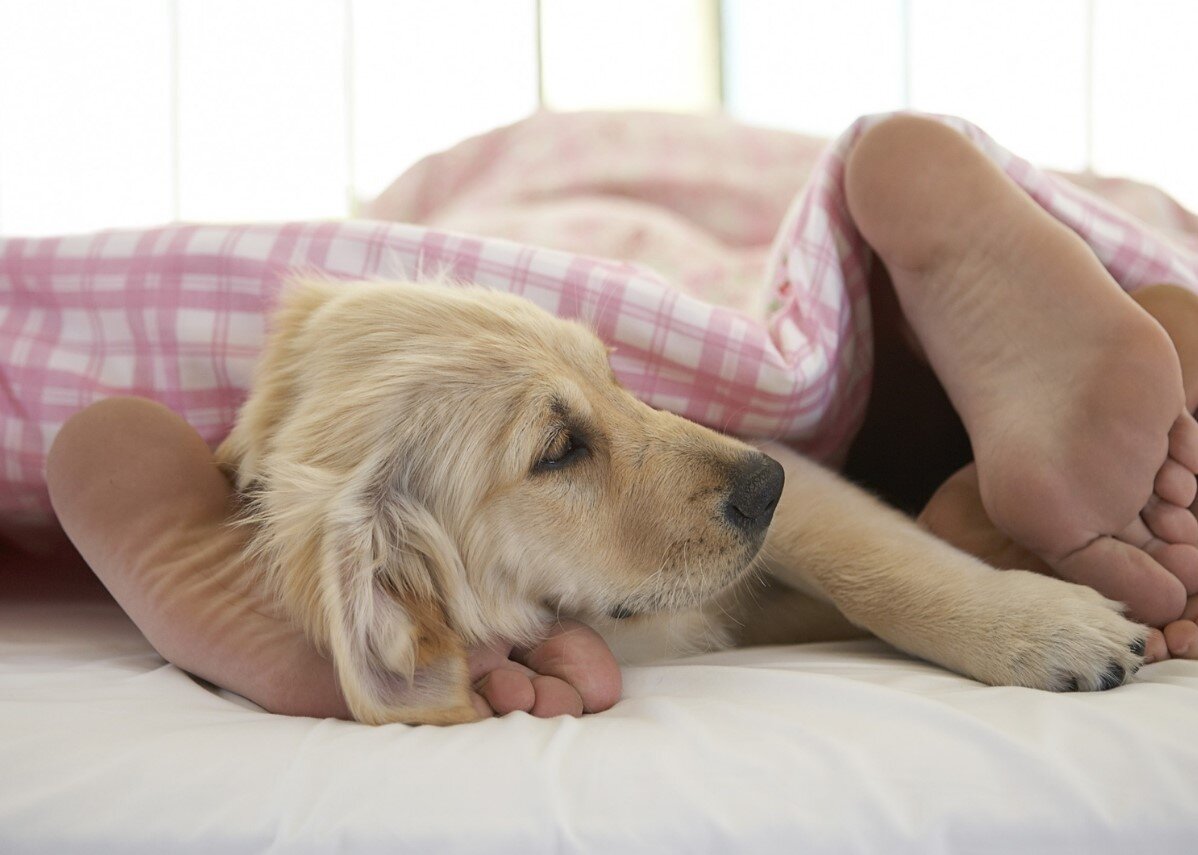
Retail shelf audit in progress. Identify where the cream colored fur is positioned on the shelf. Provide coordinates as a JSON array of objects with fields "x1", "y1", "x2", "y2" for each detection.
[{"x1": 217, "y1": 277, "x2": 1148, "y2": 724}]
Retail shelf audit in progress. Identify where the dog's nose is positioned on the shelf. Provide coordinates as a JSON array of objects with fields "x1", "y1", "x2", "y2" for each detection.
[{"x1": 723, "y1": 453, "x2": 785, "y2": 533}]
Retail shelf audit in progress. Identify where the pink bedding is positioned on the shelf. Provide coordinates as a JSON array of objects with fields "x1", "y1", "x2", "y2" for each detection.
[{"x1": 4, "y1": 111, "x2": 1198, "y2": 527}]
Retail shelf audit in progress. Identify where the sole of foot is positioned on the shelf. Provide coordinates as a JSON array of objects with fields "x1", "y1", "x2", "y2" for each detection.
[
  {"x1": 919, "y1": 284, "x2": 1198, "y2": 661},
  {"x1": 846, "y1": 115, "x2": 1198, "y2": 626}
]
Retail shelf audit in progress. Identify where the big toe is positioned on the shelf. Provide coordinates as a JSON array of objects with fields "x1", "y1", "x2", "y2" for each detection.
[
  {"x1": 1163, "y1": 619, "x2": 1198, "y2": 658},
  {"x1": 1053, "y1": 536, "x2": 1187, "y2": 626},
  {"x1": 1146, "y1": 542, "x2": 1198, "y2": 596}
]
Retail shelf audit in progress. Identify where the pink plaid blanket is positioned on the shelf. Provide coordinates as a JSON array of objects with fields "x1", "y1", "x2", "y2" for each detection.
[{"x1": 4, "y1": 111, "x2": 1198, "y2": 527}]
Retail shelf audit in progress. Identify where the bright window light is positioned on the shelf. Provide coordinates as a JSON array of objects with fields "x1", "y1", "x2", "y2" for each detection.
[
  {"x1": 540, "y1": 0, "x2": 720, "y2": 112},
  {"x1": 1092, "y1": 0, "x2": 1198, "y2": 211},
  {"x1": 350, "y1": 0, "x2": 538, "y2": 206},
  {"x1": 908, "y1": 0, "x2": 1089, "y2": 172},
  {"x1": 1, "y1": 0, "x2": 1195, "y2": 235},
  {"x1": 176, "y1": 0, "x2": 348, "y2": 222},
  {"x1": 0, "y1": 0, "x2": 174, "y2": 235},
  {"x1": 723, "y1": 0, "x2": 906, "y2": 139}
]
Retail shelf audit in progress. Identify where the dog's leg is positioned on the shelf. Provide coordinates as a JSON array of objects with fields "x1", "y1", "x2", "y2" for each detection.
[
  {"x1": 725, "y1": 577, "x2": 867, "y2": 648},
  {"x1": 755, "y1": 441, "x2": 1148, "y2": 690}
]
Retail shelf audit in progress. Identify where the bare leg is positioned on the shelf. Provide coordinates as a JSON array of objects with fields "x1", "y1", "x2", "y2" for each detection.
[
  {"x1": 845, "y1": 115, "x2": 1198, "y2": 626},
  {"x1": 45, "y1": 398, "x2": 621, "y2": 720},
  {"x1": 921, "y1": 284, "x2": 1198, "y2": 662}
]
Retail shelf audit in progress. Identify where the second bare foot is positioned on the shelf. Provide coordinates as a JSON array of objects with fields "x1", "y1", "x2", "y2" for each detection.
[
  {"x1": 920, "y1": 284, "x2": 1198, "y2": 662},
  {"x1": 847, "y1": 115, "x2": 1198, "y2": 625},
  {"x1": 921, "y1": 460, "x2": 1198, "y2": 664}
]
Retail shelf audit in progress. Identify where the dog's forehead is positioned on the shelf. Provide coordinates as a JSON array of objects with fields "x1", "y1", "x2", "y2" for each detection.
[
  {"x1": 554, "y1": 324, "x2": 611, "y2": 371},
  {"x1": 431, "y1": 287, "x2": 618, "y2": 402},
  {"x1": 518, "y1": 312, "x2": 612, "y2": 376}
]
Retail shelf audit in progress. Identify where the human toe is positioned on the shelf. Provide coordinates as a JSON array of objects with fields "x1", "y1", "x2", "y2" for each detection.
[
  {"x1": 1143, "y1": 628, "x2": 1169, "y2": 664},
  {"x1": 1167, "y1": 414, "x2": 1198, "y2": 472},
  {"x1": 476, "y1": 667, "x2": 536, "y2": 715},
  {"x1": 1162, "y1": 619, "x2": 1198, "y2": 658},
  {"x1": 530, "y1": 676, "x2": 585, "y2": 718},
  {"x1": 1154, "y1": 457, "x2": 1197, "y2": 507},
  {"x1": 1116, "y1": 519, "x2": 1198, "y2": 593},
  {"x1": 1141, "y1": 494, "x2": 1198, "y2": 545},
  {"x1": 1054, "y1": 537, "x2": 1187, "y2": 626},
  {"x1": 516, "y1": 620, "x2": 622, "y2": 714},
  {"x1": 1145, "y1": 542, "x2": 1198, "y2": 596}
]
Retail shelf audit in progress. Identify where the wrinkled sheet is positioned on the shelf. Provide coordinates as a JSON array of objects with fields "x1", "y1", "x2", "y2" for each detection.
[{"x1": 2, "y1": 594, "x2": 1197, "y2": 854}]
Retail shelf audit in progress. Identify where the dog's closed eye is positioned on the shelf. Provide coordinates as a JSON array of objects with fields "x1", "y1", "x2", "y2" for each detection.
[{"x1": 534, "y1": 429, "x2": 588, "y2": 473}]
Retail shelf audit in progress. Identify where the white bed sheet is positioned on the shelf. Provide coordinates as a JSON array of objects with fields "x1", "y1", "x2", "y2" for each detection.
[{"x1": 2, "y1": 594, "x2": 1197, "y2": 854}]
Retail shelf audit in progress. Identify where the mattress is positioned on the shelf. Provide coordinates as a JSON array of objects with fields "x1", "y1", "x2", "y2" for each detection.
[{"x1": 3, "y1": 587, "x2": 1197, "y2": 854}]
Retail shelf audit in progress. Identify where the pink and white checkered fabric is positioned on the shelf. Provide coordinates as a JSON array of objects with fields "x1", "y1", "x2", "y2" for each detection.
[{"x1": 4, "y1": 112, "x2": 1198, "y2": 527}]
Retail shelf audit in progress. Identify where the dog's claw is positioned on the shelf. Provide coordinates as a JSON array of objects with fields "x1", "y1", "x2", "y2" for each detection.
[{"x1": 1098, "y1": 662, "x2": 1125, "y2": 691}]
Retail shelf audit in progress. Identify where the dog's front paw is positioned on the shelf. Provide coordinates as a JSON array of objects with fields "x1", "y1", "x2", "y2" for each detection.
[{"x1": 959, "y1": 570, "x2": 1148, "y2": 691}]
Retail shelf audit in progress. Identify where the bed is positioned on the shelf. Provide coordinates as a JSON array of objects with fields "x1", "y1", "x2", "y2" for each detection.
[
  {"x1": 3, "y1": 112, "x2": 1198, "y2": 852},
  {"x1": 2, "y1": 581, "x2": 1197, "y2": 853}
]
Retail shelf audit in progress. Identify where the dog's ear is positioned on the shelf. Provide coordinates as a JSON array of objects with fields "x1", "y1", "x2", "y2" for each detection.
[
  {"x1": 251, "y1": 457, "x2": 480, "y2": 726},
  {"x1": 322, "y1": 485, "x2": 479, "y2": 726}
]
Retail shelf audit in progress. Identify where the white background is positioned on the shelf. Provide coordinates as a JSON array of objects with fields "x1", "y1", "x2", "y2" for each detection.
[{"x1": 0, "y1": 0, "x2": 1195, "y2": 235}]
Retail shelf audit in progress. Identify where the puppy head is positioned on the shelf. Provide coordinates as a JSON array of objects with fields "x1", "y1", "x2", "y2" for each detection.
[{"x1": 218, "y1": 278, "x2": 782, "y2": 723}]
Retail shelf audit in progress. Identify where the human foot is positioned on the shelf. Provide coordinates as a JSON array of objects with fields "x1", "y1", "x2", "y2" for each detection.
[
  {"x1": 919, "y1": 461, "x2": 1198, "y2": 664},
  {"x1": 919, "y1": 284, "x2": 1198, "y2": 661},
  {"x1": 46, "y1": 397, "x2": 621, "y2": 721},
  {"x1": 846, "y1": 115, "x2": 1198, "y2": 625}
]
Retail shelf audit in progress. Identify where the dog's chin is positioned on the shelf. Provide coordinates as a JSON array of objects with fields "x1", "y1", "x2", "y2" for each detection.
[{"x1": 607, "y1": 546, "x2": 765, "y2": 621}]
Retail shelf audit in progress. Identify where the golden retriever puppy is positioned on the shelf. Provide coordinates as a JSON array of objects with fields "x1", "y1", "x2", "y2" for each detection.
[{"x1": 217, "y1": 278, "x2": 1148, "y2": 725}]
